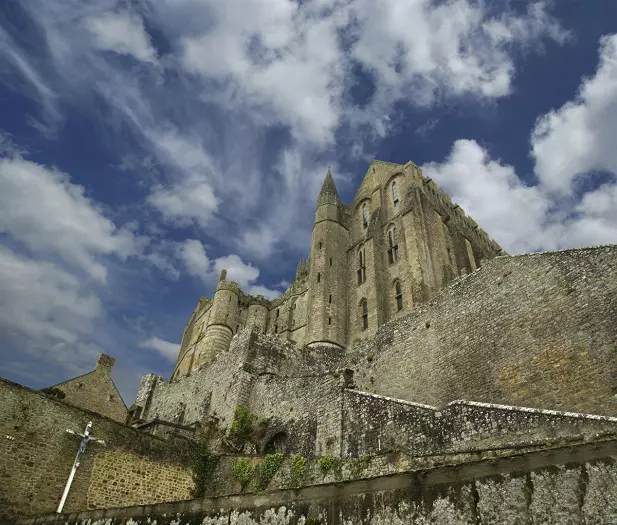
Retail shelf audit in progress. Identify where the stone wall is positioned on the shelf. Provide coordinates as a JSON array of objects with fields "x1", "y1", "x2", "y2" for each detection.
[
  {"x1": 0, "y1": 378, "x2": 193, "y2": 520},
  {"x1": 41, "y1": 354, "x2": 127, "y2": 423},
  {"x1": 18, "y1": 437, "x2": 617, "y2": 525},
  {"x1": 350, "y1": 245, "x2": 617, "y2": 416},
  {"x1": 341, "y1": 390, "x2": 617, "y2": 457}
]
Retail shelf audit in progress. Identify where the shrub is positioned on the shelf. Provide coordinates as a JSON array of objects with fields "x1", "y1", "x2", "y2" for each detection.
[
  {"x1": 231, "y1": 458, "x2": 256, "y2": 490},
  {"x1": 290, "y1": 455, "x2": 307, "y2": 488},
  {"x1": 258, "y1": 453, "x2": 285, "y2": 490},
  {"x1": 318, "y1": 456, "x2": 343, "y2": 480}
]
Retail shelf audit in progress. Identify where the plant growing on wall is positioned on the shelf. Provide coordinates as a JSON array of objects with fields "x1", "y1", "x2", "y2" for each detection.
[
  {"x1": 258, "y1": 453, "x2": 285, "y2": 490},
  {"x1": 318, "y1": 456, "x2": 343, "y2": 480},
  {"x1": 349, "y1": 455, "x2": 370, "y2": 478},
  {"x1": 189, "y1": 442, "x2": 220, "y2": 497},
  {"x1": 289, "y1": 455, "x2": 307, "y2": 488},
  {"x1": 232, "y1": 458, "x2": 256, "y2": 490}
]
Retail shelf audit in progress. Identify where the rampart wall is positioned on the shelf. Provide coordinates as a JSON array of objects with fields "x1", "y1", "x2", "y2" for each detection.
[
  {"x1": 350, "y1": 245, "x2": 617, "y2": 416},
  {"x1": 19, "y1": 437, "x2": 617, "y2": 525},
  {"x1": 0, "y1": 379, "x2": 193, "y2": 521}
]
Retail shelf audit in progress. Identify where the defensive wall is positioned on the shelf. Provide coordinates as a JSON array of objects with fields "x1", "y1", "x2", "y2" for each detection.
[
  {"x1": 17, "y1": 436, "x2": 617, "y2": 525},
  {"x1": 0, "y1": 378, "x2": 194, "y2": 521},
  {"x1": 350, "y1": 244, "x2": 617, "y2": 415}
]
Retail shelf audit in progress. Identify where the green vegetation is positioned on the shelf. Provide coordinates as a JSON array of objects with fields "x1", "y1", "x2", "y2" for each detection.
[
  {"x1": 318, "y1": 455, "x2": 343, "y2": 480},
  {"x1": 229, "y1": 406, "x2": 257, "y2": 442},
  {"x1": 189, "y1": 442, "x2": 219, "y2": 498},
  {"x1": 258, "y1": 453, "x2": 285, "y2": 489},
  {"x1": 349, "y1": 454, "x2": 370, "y2": 478},
  {"x1": 290, "y1": 455, "x2": 307, "y2": 488},
  {"x1": 231, "y1": 458, "x2": 256, "y2": 490}
]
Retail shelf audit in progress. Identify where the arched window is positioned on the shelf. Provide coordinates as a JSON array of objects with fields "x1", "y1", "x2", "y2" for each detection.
[
  {"x1": 360, "y1": 299, "x2": 368, "y2": 330},
  {"x1": 388, "y1": 227, "x2": 399, "y2": 264},
  {"x1": 395, "y1": 281, "x2": 403, "y2": 312},
  {"x1": 357, "y1": 247, "x2": 366, "y2": 284},
  {"x1": 392, "y1": 181, "x2": 399, "y2": 206},
  {"x1": 362, "y1": 203, "x2": 368, "y2": 228},
  {"x1": 264, "y1": 432, "x2": 287, "y2": 454}
]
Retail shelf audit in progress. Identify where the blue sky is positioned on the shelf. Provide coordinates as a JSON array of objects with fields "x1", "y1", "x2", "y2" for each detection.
[{"x1": 0, "y1": 0, "x2": 616, "y2": 403}]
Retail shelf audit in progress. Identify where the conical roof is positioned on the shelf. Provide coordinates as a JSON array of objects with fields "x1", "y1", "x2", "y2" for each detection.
[{"x1": 319, "y1": 167, "x2": 339, "y2": 196}]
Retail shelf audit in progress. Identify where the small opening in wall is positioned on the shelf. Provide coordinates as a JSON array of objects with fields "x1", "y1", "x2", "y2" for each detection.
[
  {"x1": 317, "y1": 272, "x2": 321, "y2": 283},
  {"x1": 329, "y1": 295, "x2": 332, "y2": 304},
  {"x1": 329, "y1": 257, "x2": 332, "y2": 266},
  {"x1": 319, "y1": 241, "x2": 323, "y2": 249},
  {"x1": 236, "y1": 325, "x2": 240, "y2": 333},
  {"x1": 328, "y1": 317, "x2": 331, "y2": 325},
  {"x1": 275, "y1": 325, "x2": 278, "y2": 333},
  {"x1": 276, "y1": 308, "x2": 280, "y2": 319}
]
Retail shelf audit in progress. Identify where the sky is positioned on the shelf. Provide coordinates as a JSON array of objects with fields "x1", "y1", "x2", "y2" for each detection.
[{"x1": 0, "y1": 0, "x2": 616, "y2": 404}]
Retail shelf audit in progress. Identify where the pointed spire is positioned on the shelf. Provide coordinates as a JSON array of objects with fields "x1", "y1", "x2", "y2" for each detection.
[{"x1": 319, "y1": 166, "x2": 339, "y2": 197}]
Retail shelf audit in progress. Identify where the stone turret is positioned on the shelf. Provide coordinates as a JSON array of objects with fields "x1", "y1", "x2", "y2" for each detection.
[
  {"x1": 305, "y1": 168, "x2": 349, "y2": 348},
  {"x1": 192, "y1": 269, "x2": 239, "y2": 369}
]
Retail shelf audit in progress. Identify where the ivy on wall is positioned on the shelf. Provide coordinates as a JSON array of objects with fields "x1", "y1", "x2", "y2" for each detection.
[
  {"x1": 232, "y1": 458, "x2": 256, "y2": 490},
  {"x1": 189, "y1": 442, "x2": 220, "y2": 498},
  {"x1": 258, "y1": 453, "x2": 285, "y2": 490},
  {"x1": 290, "y1": 455, "x2": 307, "y2": 488}
]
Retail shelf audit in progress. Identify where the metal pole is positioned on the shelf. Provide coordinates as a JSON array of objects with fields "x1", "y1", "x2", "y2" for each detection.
[{"x1": 56, "y1": 421, "x2": 92, "y2": 514}]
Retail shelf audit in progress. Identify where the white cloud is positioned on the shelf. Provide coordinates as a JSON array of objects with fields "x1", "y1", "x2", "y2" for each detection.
[
  {"x1": 0, "y1": 155, "x2": 141, "y2": 281},
  {"x1": 140, "y1": 337, "x2": 180, "y2": 362},
  {"x1": 0, "y1": 246, "x2": 102, "y2": 347},
  {"x1": 179, "y1": 239, "x2": 210, "y2": 279},
  {"x1": 423, "y1": 139, "x2": 617, "y2": 254},
  {"x1": 423, "y1": 140, "x2": 549, "y2": 253},
  {"x1": 213, "y1": 254, "x2": 259, "y2": 288},
  {"x1": 531, "y1": 34, "x2": 617, "y2": 195},
  {"x1": 84, "y1": 11, "x2": 157, "y2": 64},
  {"x1": 148, "y1": 177, "x2": 219, "y2": 228}
]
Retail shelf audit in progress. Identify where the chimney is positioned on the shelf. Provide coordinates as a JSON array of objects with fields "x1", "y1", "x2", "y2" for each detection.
[{"x1": 96, "y1": 353, "x2": 116, "y2": 375}]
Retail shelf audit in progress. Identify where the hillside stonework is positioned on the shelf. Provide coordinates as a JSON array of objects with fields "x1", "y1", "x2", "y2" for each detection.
[{"x1": 3, "y1": 159, "x2": 617, "y2": 523}]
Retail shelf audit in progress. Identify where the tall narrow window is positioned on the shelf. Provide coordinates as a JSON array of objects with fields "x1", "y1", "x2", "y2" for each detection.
[
  {"x1": 329, "y1": 257, "x2": 332, "y2": 266},
  {"x1": 395, "y1": 281, "x2": 403, "y2": 312},
  {"x1": 362, "y1": 203, "x2": 368, "y2": 228},
  {"x1": 275, "y1": 325, "x2": 278, "y2": 333},
  {"x1": 361, "y1": 299, "x2": 368, "y2": 330},
  {"x1": 318, "y1": 241, "x2": 323, "y2": 249},
  {"x1": 392, "y1": 181, "x2": 399, "y2": 206},
  {"x1": 328, "y1": 317, "x2": 331, "y2": 325},
  {"x1": 388, "y1": 228, "x2": 399, "y2": 264},
  {"x1": 276, "y1": 308, "x2": 280, "y2": 319},
  {"x1": 329, "y1": 295, "x2": 332, "y2": 304},
  {"x1": 357, "y1": 248, "x2": 366, "y2": 284},
  {"x1": 317, "y1": 272, "x2": 321, "y2": 283}
]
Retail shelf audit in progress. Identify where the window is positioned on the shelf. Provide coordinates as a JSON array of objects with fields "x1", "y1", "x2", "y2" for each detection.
[
  {"x1": 362, "y1": 203, "x2": 368, "y2": 228},
  {"x1": 329, "y1": 257, "x2": 332, "y2": 266},
  {"x1": 395, "y1": 281, "x2": 403, "y2": 312},
  {"x1": 319, "y1": 241, "x2": 323, "y2": 249},
  {"x1": 392, "y1": 181, "x2": 399, "y2": 206},
  {"x1": 275, "y1": 325, "x2": 278, "y2": 333},
  {"x1": 357, "y1": 248, "x2": 366, "y2": 284},
  {"x1": 317, "y1": 272, "x2": 321, "y2": 283},
  {"x1": 329, "y1": 295, "x2": 332, "y2": 304},
  {"x1": 328, "y1": 317, "x2": 331, "y2": 325},
  {"x1": 388, "y1": 227, "x2": 399, "y2": 264},
  {"x1": 361, "y1": 299, "x2": 368, "y2": 330},
  {"x1": 276, "y1": 308, "x2": 280, "y2": 319}
]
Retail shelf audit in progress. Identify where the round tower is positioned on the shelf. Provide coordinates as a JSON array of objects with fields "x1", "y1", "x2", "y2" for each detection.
[
  {"x1": 192, "y1": 269, "x2": 239, "y2": 369},
  {"x1": 246, "y1": 297, "x2": 269, "y2": 334},
  {"x1": 306, "y1": 168, "x2": 349, "y2": 348}
]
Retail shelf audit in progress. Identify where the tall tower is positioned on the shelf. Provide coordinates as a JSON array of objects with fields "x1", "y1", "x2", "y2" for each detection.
[
  {"x1": 192, "y1": 269, "x2": 239, "y2": 370},
  {"x1": 306, "y1": 168, "x2": 349, "y2": 348}
]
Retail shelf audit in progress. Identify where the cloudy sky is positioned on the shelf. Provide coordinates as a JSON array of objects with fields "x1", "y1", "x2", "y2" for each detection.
[{"x1": 0, "y1": 0, "x2": 615, "y2": 403}]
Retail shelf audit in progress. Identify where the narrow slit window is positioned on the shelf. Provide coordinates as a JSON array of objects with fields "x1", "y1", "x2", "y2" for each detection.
[
  {"x1": 329, "y1": 295, "x2": 332, "y2": 304},
  {"x1": 392, "y1": 181, "x2": 399, "y2": 206},
  {"x1": 357, "y1": 248, "x2": 366, "y2": 284},
  {"x1": 361, "y1": 300, "x2": 368, "y2": 330},
  {"x1": 275, "y1": 325, "x2": 278, "y2": 333},
  {"x1": 388, "y1": 228, "x2": 399, "y2": 264},
  {"x1": 395, "y1": 281, "x2": 403, "y2": 312},
  {"x1": 328, "y1": 317, "x2": 331, "y2": 325},
  {"x1": 362, "y1": 203, "x2": 368, "y2": 228},
  {"x1": 276, "y1": 308, "x2": 280, "y2": 319},
  {"x1": 317, "y1": 272, "x2": 321, "y2": 283},
  {"x1": 329, "y1": 257, "x2": 332, "y2": 266}
]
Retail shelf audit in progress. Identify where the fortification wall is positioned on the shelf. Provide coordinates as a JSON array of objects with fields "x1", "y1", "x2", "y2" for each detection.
[
  {"x1": 21, "y1": 438, "x2": 617, "y2": 525},
  {"x1": 0, "y1": 378, "x2": 193, "y2": 520},
  {"x1": 350, "y1": 245, "x2": 617, "y2": 416}
]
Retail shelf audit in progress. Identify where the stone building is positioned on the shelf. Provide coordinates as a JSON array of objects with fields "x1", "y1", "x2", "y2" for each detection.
[
  {"x1": 129, "y1": 159, "x2": 616, "y2": 460},
  {"x1": 40, "y1": 353, "x2": 127, "y2": 423},
  {"x1": 170, "y1": 160, "x2": 503, "y2": 380}
]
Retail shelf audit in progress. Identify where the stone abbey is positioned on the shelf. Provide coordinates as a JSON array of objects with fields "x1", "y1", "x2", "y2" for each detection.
[
  {"x1": 2, "y1": 159, "x2": 617, "y2": 524},
  {"x1": 170, "y1": 160, "x2": 504, "y2": 380}
]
